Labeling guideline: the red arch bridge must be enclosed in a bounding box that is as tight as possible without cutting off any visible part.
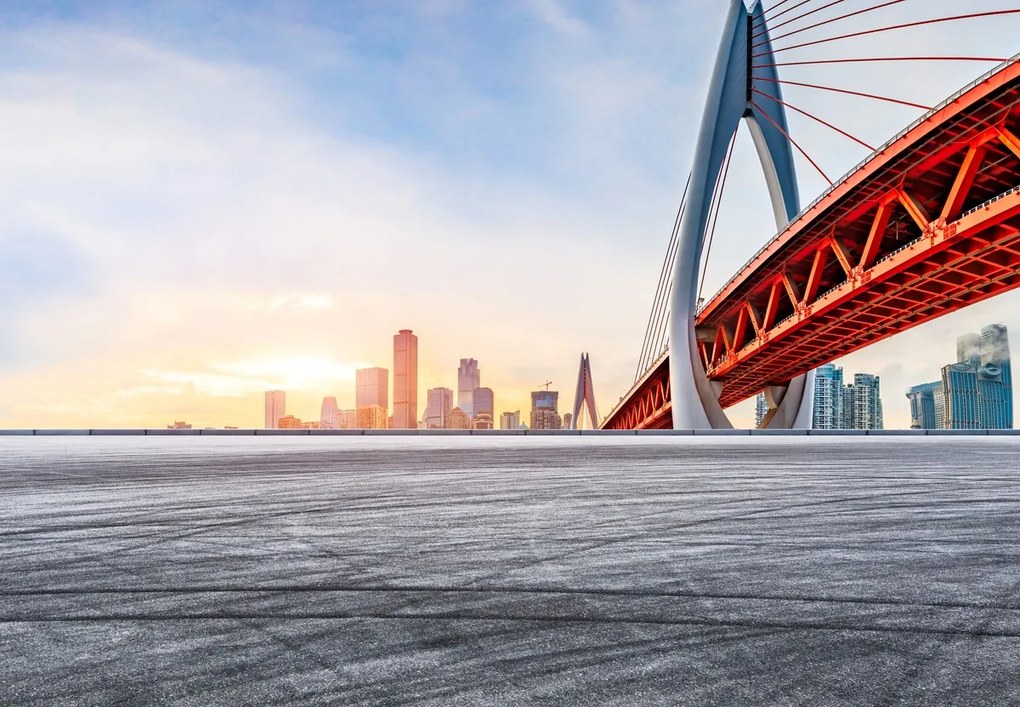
[603,56,1020,430]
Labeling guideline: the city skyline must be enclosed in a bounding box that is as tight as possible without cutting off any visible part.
[2,2,1019,430]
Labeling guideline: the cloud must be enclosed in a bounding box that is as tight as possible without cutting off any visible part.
[525,0,589,38]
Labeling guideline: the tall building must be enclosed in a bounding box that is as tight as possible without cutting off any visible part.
[530,390,562,430]
[812,363,845,429]
[472,387,494,420]
[392,329,418,429]
[457,359,480,417]
[320,396,340,430]
[500,411,521,430]
[424,387,452,429]
[980,324,1012,428]
[264,390,285,429]
[356,367,389,429]
[905,383,938,429]
[847,373,883,429]
[754,392,769,428]
[939,363,980,429]
[561,413,573,430]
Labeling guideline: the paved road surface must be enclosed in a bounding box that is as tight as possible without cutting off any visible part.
[1,436,1019,705]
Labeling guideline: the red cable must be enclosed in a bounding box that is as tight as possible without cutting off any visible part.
[755,0,816,28]
[754,0,908,49]
[752,88,876,151]
[753,56,1007,68]
[750,99,833,185]
[757,9,1020,58]
[755,76,930,110]
[752,0,851,40]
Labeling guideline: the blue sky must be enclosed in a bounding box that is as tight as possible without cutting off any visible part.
[1,0,1018,427]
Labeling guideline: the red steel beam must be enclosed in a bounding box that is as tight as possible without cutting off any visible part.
[605,59,1020,429]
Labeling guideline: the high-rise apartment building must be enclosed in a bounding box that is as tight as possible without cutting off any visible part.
[320,396,340,430]
[530,390,562,430]
[356,367,389,429]
[754,393,769,429]
[457,359,480,417]
[392,329,418,429]
[812,363,845,429]
[264,390,285,429]
[847,373,883,429]
[905,382,938,429]
[424,387,452,429]
[500,411,521,430]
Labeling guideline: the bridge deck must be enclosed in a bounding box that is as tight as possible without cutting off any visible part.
[696,57,1020,409]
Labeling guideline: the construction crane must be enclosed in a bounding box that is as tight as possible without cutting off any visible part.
[539,380,553,391]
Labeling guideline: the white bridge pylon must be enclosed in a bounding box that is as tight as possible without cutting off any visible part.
[668,0,814,430]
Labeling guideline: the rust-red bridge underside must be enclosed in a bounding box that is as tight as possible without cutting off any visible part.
[603,59,1020,430]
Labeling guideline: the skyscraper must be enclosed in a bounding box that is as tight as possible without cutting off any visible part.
[980,324,1012,428]
[812,363,845,429]
[320,396,340,430]
[530,390,561,430]
[264,390,285,429]
[457,359,480,417]
[905,383,938,429]
[356,367,389,429]
[392,329,418,429]
[939,363,980,429]
[424,387,452,429]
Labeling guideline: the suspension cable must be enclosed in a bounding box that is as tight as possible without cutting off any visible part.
[646,199,688,364]
[752,0,852,40]
[753,56,1008,68]
[636,176,690,378]
[754,0,909,49]
[755,0,818,29]
[750,99,833,185]
[752,88,875,151]
[758,10,1020,58]
[696,133,738,307]
[755,76,930,110]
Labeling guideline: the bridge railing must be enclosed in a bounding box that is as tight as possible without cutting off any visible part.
[697,53,1020,316]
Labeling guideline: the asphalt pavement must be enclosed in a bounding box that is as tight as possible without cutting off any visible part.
[1,436,1019,706]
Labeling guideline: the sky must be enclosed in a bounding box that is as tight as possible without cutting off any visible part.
[0,0,1018,429]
